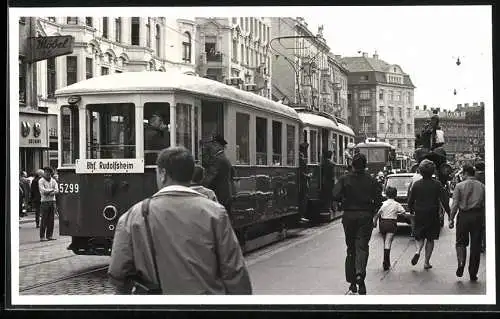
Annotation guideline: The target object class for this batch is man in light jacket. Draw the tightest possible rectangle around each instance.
[38,167,59,241]
[108,146,252,295]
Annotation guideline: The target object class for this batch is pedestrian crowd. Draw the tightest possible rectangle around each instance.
[19,167,59,241]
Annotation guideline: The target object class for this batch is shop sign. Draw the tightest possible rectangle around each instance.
[27,35,75,63]
[19,115,49,148]
[75,159,144,174]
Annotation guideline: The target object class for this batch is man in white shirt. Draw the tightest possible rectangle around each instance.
[38,167,59,241]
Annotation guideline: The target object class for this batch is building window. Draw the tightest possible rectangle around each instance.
[102,17,108,39]
[407,124,412,133]
[155,24,161,56]
[235,113,250,165]
[406,92,412,104]
[272,121,282,166]
[67,17,78,25]
[379,89,384,100]
[146,18,151,48]
[19,59,26,104]
[359,90,371,100]
[388,90,393,101]
[115,18,121,43]
[256,117,267,165]
[86,58,93,79]
[232,39,238,63]
[85,17,92,27]
[182,32,192,63]
[66,56,77,86]
[360,75,368,82]
[396,91,401,102]
[131,17,140,45]
[101,67,109,75]
[246,47,249,65]
[46,57,56,98]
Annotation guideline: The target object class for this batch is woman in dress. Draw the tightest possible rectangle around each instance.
[408,159,451,269]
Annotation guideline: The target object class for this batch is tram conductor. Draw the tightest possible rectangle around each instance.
[202,135,235,214]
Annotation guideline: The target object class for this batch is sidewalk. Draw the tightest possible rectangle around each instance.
[19,211,36,225]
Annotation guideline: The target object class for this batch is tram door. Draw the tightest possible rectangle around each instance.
[321,128,329,156]
[201,100,224,166]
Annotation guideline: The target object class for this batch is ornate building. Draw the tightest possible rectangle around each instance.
[340,52,416,156]
[195,17,272,98]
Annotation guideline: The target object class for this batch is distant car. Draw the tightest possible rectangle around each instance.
[382,173,415,230]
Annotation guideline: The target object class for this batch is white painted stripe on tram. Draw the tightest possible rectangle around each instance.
[245,219,342,267]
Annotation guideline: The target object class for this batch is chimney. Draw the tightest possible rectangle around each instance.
[362,52,368,58]
[465,103,470,107]
[473,102,478,107]
[480,102,485,107]
[373,51,379,59]
[423,105,427,110]
[457,104,462,108]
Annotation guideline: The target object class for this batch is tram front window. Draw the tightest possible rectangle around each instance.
[86,103,135,159]
[144,103,171,165]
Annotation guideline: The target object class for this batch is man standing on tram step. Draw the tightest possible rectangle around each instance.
[320,150,335,217]
[449,164,485,282]
[108,146,252,294]
[202,135,235,215]
[474,161,485,253]
[298,142,311,223]
[38,167,59,241]
[30,169,44,228]
[332,153,383,295]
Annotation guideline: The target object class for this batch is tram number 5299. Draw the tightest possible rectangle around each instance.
[59,183,79,194]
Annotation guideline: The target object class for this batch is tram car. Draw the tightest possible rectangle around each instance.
[354,141,396,175]
[54,71,354,255]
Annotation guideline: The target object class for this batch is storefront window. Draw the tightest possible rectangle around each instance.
[286,124,296,166]
[236,113,250,165]
[144,103,170,165]
[176,103,192,152]
[255,117,267,165]
[86,103,135,159]
[272,121,282,166]
[61,105,79,166]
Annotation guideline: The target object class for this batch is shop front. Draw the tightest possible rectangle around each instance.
[19,109,50,174]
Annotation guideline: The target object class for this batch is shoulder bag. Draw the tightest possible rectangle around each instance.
[131,198,163,295]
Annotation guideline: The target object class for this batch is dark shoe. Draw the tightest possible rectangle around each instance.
[47,237,56,241]
[40,238,45,242]
[424,263,433,270]
[456,266,465,277]
[383,260,390,271]
[349,283,357,293]
[470,274,478,282]
[358,282,367,295]
[36,224,40,228]
[411,253,420,266]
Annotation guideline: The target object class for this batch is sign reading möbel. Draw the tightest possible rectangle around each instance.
[28,36,75,63]
[75,159,145,174]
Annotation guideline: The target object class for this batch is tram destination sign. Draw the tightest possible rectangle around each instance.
[75,159,144,174]
[27,35,75,63]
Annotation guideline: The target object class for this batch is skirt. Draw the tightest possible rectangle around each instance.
[379,218,397,234]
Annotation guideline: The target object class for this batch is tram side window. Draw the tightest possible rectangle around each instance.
[339,136,344,164]
[144,103,170,165]
[176,103,192,152]
[236,112,250,165]
[310,130,318,164]
[286,124,296,166]
[369,148,385,163]
[86,103,135,159]
[255,117,267,165]
[61,105,79,166]
[332,133,338,163]
[272,121,282,166]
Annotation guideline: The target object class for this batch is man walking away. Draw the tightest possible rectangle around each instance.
[474,161,485,253]
[449,165,485,281]
[31,169,44,228]
[108,147,252,294]
[320,150,335,218]
[191,165,219,202]
[333,153,383,295]
[39,167,59,241]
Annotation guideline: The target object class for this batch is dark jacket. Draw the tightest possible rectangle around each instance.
[408,178,450,216]
[332,170,383,213]
[321,159,335,192]
[475,171,485,185]
[202,151,234,209]
[31,175,41,203]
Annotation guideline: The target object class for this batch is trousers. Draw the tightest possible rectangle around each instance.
[342,210,374,283]
[456,209,484,277]
[33,200,41,226]
[40,201,56,239]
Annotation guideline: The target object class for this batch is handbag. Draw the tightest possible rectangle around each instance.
[130,198,163,295]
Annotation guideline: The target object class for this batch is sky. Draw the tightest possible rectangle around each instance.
[304,5,493,111]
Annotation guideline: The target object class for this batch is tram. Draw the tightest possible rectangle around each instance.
[354,141,396,175]
[297,112,354,222]
[54,71,354,255]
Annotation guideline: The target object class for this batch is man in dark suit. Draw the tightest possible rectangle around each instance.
[320,150,335,217]
[202,135,234,214]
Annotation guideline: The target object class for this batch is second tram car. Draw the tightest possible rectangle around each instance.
[354,141,396,175]
[54,71,354,255]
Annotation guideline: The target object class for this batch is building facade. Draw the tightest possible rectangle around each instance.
[414,102,485,163]
[340,52,416,156]
[326,53,349,123]
[18,16,198,173]
[195,17,272,98]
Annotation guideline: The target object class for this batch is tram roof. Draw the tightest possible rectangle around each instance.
[55,71,300,120]
[298,112,338,130]
[356,141,395,148]
[337,122,355,136]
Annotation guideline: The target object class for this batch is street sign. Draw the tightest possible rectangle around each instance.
[27,35,75,63]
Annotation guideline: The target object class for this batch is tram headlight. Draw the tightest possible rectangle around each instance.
[103,205,118,221]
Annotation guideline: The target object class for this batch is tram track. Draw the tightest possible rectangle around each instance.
[20,265,109,293]
[19,254,77,269]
